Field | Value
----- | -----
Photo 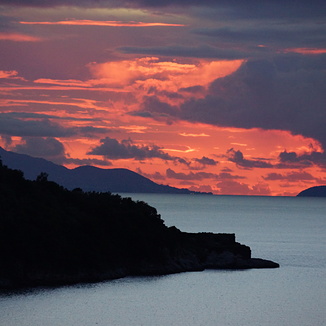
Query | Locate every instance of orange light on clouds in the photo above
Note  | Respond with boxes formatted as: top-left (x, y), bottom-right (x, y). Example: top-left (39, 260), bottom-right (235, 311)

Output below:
top-left (34, 79), bottom-right (91, 87)
top-left (163, 145), bottom-right (197, 153)
top-left (1, 0), bottom-right (325, 198)
top-left (20, 20), bottom-right (185, 27)
top-left (88, 57), bottom-right (243, 97)
top-left (0, 33), bottom-right (42, 42)
top-left (120, 125), bottom-right (148, 133)
top-left (284, 48), bottom-right (326, 55)
top-left (1, 55), bottom-right (325, 196)
top-left (0, 70), bottom-right (19, 78)
top-left (179, 133), bottom-right (210, 137)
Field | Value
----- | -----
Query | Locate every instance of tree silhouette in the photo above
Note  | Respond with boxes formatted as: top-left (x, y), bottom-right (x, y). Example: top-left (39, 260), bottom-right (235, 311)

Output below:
top-left (36, 172), bottom-right (49, 182)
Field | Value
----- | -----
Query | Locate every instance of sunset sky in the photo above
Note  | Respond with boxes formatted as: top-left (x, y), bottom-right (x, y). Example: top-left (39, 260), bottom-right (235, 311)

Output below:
top-left (0, 0), bottom-right (325, 196)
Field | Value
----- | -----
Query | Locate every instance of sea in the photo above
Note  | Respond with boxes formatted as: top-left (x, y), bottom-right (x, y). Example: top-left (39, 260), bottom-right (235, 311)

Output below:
top-left (1, 194), bottom-right (325, 326)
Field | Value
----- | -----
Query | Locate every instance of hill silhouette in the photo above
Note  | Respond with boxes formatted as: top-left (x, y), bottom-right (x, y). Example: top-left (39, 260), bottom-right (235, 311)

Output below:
top-left (0, 162), bottom-right (278, 290)
top-left (0, 147), bottom-right (210, 194)
top-left (297, 186), bottom-right (326, 197)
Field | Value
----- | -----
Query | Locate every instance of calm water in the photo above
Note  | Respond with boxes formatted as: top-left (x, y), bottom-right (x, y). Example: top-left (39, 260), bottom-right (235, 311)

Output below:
top-left (1, 195), bottom-right (325, 326)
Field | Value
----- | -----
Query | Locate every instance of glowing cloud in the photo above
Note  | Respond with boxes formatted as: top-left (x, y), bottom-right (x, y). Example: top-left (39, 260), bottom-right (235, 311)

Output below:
top-left (34, 78), bottom-right (91, 87)
top-left (20, 20), bottom-right (185, 27)
top-left (0, 70), bottom-right (19, 79)
top-left (179, 133), bottom-right (210, 137)
top-left (0, 33), bottom-right (42, 42)
top-left (231, 143), bottom-right (247, 147)
top-left (163, 146), bottom-right (197, 154)
top-left (284, 48), bottom-right (326, 55)
top-left (89, 57), bottom-right (243, 96)
top-left (119, 125), bottom-right (148, 133)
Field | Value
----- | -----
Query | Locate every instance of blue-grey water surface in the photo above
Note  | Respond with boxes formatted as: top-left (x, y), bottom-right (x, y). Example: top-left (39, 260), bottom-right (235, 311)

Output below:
top-left (1, 195), bottom-right (325, 326)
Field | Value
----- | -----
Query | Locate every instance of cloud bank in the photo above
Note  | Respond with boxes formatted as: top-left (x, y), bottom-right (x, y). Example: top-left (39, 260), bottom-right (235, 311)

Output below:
top-left (143, 54), bottom-right (326, 153)
top-left (88, 137), bottom-right (175, 161)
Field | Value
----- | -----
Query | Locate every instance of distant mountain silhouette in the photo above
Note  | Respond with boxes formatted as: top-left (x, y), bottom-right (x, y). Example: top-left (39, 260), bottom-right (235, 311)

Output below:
top-left (0, 147), bottom-right (210, 194)
top-left (297, 185), bottom-right (326, 197)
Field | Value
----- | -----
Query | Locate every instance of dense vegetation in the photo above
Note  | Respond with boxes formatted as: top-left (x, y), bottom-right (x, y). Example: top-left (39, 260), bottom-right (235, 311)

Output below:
top-left (0, 161), bottom-right (180, 288)
top-left (0, 161), bottom-right (278, 289)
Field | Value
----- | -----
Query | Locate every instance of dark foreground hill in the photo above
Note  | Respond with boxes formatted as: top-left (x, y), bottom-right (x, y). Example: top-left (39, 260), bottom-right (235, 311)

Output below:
top-left (0, 163), bottom-right (278, 290)
top-left (0, 147), bottom-right (210, 194)
top-left (297, 186), bottom-right (326, 197)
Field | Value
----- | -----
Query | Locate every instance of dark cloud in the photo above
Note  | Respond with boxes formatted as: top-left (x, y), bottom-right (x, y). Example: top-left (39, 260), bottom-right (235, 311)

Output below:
top-left (263, 171), bottom-right (325, 184)
top-left (150, 90), bottom-right (185, 100)
top-left (166, 168), bottom-right (216, 181)
top-left (119, 45), bottom-right (249, 60)
top-left (4, 112), bottom-right (101, 123)
top-left (218, 172), bottom-right (245, 180)
top-left (216, 180), bottom-right (251, 195)
top-left (66, 157), bottom-right (112, 166)
top-left (181, 55), bottom-right (326, 145)
top-left (142, 96), bottom-right (178, 117)
top-left (176, 157), bottom-right (191, 166)
top-left (227, 148), bottom-right (273, 169)
top-left (194, 25), bottom-right (326, 49)
top-left (193, 156), bottom-right (218, 166)
top-left (137, 96), bottom-right (178, 124)
top-left (221, 167), bottom-right (233, 173)
top-left (13, 137), bottom-right (66, 163)
top-left (216, 180), bottom-right (271, 196)
top-left (78, 126), bottom-right (111, 136)
top-left (188, 184), bottom-right (213, 193)
top-left (2, 0), bottom-right (325, 15)
top-left (166, 168), bottom-right (245, 181)
top-left (0, 113), bottom-right (108, 138)
top-left (0, 0), bottom-right (105, 7)
top-left (143, 55), bottom-right (326, 159)
top-left (129, 111), bottom-right (153, 118)
top-left (88, 137), bottom-right (174, 161)
top-left (136, 168), bottom-right (166, 181)
top-left (279, 150), bottom-right (326, 168)
top-left (120, 21), bottom-right (326, 58)
top-left (179, 85), bottom-right (205, 94)
top-left (0, 115), bottom-right (75, 137)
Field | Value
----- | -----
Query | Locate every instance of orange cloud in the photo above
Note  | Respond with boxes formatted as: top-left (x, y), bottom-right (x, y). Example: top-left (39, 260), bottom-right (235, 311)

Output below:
top-left (1, 99), bottom-right (99, 110)
top-left (0, 70), bottom-right (19, 78)
top-left (230, 142), bottom-right (247, 147)
top-left (89, 57), bottom-right (243, 100)
top-left (120, 125), bottom-right (148, 133)
top-left (20, 20), bottom-right (185, 27)
top-left (179, 133), bottom-right (210, 137)
top-left (0, 33), bottom-right (42, 42)
top-left (284, 48), bottom-right (326, 55)
top-left (34, 78), bottom-right (91, 87)
top-left (163, 145), bottom-right (197, 153)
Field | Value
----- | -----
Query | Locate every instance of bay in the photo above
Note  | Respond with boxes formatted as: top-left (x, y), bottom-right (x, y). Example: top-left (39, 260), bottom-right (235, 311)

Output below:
top-left (1, 195), bottom-right (325, 326)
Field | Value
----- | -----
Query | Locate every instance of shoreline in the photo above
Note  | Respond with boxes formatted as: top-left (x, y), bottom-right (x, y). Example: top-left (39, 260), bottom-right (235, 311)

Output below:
top-left (0, 231), bottom-right (279, 292)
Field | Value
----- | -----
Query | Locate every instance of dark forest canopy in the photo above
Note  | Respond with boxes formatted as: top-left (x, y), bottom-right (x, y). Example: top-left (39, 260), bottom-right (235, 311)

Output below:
top-left (0, 161), bottom-right (278, 290)
top-left (0, 160), bottom-right (170, 287)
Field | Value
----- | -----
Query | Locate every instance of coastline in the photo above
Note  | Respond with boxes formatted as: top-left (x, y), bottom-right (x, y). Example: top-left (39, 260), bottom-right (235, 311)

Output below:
top-left (0, 231), bottom-right (279, 291)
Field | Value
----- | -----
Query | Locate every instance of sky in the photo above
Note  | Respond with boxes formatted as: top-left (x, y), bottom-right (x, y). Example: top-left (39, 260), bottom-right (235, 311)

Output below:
top-left (0, 0), bottom-right (325, 196)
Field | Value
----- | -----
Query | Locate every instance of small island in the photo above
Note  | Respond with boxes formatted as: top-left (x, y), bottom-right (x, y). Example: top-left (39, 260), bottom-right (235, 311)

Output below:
top-left (297, 185), bottom-right (326, 197)
top-left (0, 162), bottom-right (279, 290)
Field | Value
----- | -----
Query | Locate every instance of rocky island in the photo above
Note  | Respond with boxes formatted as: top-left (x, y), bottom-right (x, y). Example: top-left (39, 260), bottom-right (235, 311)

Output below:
top-left (0, 162), bottom-right (279, 290)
